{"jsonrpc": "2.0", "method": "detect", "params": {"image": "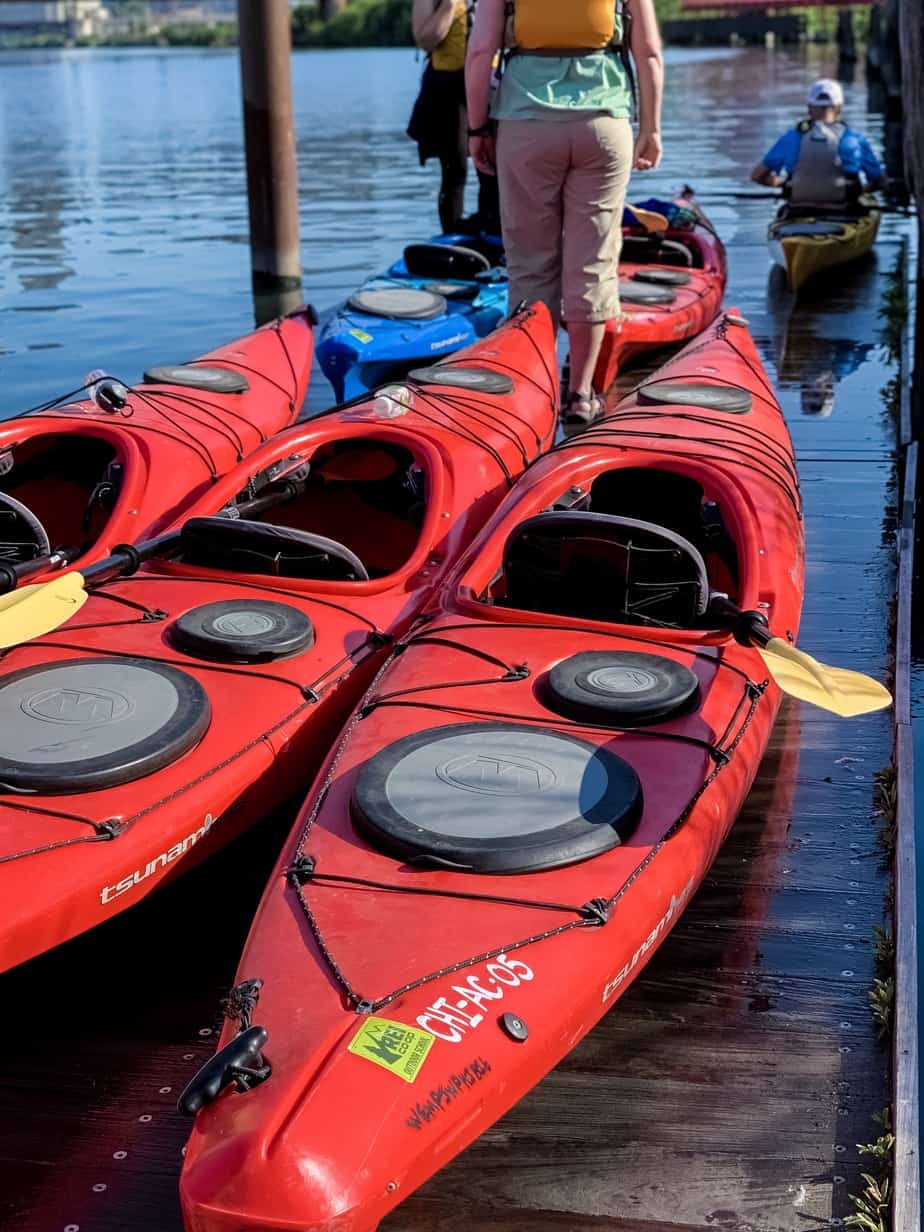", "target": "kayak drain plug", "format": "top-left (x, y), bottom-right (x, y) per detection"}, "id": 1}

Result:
top-left (500, 1013), bottom-right (529, 1043)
